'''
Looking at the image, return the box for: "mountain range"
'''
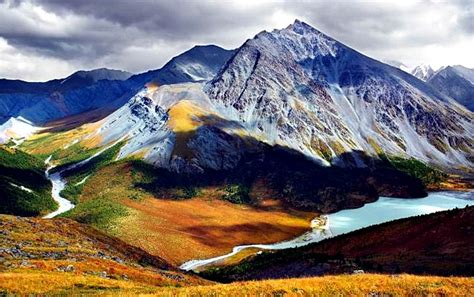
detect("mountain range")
[37,20,471,173]
[0,45,234,125]
[406,64,473,111]
[427,65,474,111]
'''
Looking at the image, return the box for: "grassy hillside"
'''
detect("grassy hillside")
[57,141,124,204]
[202,206,474,282]
[0,214,207,295]
[386,156,447,188]
[0,146,56,216]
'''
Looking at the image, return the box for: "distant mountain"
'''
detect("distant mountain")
[58,68,132,89]
[0,68,131,94]
[0,68,135,125]
[128,45,235,85]
[0,46,234,126]
[427,65,474,111]
[410,64,435,81]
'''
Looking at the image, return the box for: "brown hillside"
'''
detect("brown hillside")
[202,206,474,281]
[0,215,207,294]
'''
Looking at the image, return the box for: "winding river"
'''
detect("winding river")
[180,191,474,271]
[42,141,123,219]
[42,164,74,219]
[42,154,76,219]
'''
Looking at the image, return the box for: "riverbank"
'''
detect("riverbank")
[183,191,474,272]
[428,175,474,192]
[179,214,331,271]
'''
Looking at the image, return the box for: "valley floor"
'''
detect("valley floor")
[68,161,315,265]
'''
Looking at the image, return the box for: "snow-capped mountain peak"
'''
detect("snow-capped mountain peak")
[411,64,435,81]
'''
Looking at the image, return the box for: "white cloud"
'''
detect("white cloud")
[0,37,75,81]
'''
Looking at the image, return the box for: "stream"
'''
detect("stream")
[42,165,74,219]
[42,140,123,219]
[180,191,474,271]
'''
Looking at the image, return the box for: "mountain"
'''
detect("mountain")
[385,60,410,72]
[0,68,136,125]
[130,45,235,85]
[0,46,234,126]
[58,68,132,89]
[89,20,473,174]
[427,65,474,111]
[205,20,472,168]
[410,64,435,81]
[118,45,235,90]
[0,68,131,94]
[201,206,474,281]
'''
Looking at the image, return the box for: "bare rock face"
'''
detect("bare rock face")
[206,20,473,169]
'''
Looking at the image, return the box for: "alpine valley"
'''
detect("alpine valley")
[0,20,473,295]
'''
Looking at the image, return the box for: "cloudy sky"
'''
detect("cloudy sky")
[0,0,472,81]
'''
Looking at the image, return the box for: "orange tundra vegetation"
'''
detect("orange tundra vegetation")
[154,274,474,296]
[2,272,472,295]
[0,215,207,295]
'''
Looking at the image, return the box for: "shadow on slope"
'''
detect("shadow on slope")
[133,127,427,214]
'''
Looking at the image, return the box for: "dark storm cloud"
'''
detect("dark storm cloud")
[0,0,472,81]
[32,0,271,41]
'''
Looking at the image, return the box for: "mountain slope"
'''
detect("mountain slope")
[0,214,207,294]
[0,214,471,295]
[201,206,474,281]
[0,146,55,216]
[427,65,474,111]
